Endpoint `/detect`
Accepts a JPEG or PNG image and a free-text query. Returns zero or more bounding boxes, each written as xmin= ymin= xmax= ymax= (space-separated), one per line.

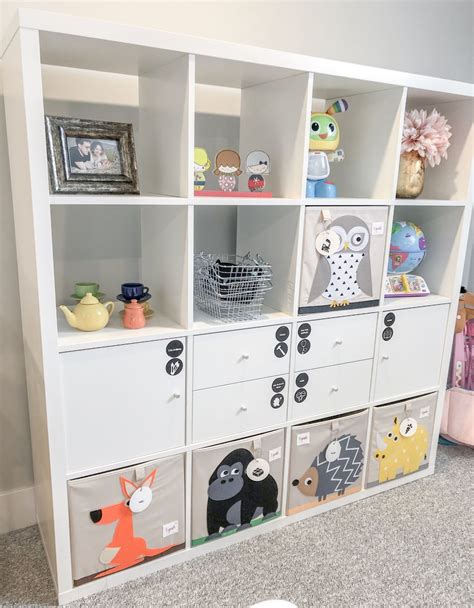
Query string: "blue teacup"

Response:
xmin=121 ymin=282 xmax=149 ymax=300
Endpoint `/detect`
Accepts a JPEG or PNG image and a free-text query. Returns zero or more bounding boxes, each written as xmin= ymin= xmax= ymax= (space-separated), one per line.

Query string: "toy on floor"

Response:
xmin=194 ymin=147 xmax=211 ymax=191
xmin=306 ymin=99 xmax=348 ymax=198
xmin=213 ymin=149 xmax=242 ymax=192
xmin=385 ymin=220 xmax=430 ymax=297
xmin=246 ymin=150 xmax=270 ymax=192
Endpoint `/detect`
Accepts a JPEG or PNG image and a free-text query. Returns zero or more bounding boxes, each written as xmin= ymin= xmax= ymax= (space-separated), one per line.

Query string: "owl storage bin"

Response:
xmin=299 ymin=206 xmax=389 ymax=314
xmin=366 ymin=392 xmax=437 ymax=488
xmin=191 ymin=429 xmax=285 ymax=546
xmin=68 ymin=454 xmax=185 ymax=586
xmin=288 ymin=409 xmax=369 ymax=515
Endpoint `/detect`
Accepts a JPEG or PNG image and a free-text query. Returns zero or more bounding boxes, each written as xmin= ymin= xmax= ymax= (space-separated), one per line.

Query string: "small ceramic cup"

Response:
xmin=74 ymin=282 xmax=99 ymax=298
xmin=121 ymin=282 xmax=149 ymax=300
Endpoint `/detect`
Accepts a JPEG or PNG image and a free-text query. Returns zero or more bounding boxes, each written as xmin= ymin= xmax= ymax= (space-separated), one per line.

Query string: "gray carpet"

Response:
xmin=1 ymin=444 xmax=472 ymax=607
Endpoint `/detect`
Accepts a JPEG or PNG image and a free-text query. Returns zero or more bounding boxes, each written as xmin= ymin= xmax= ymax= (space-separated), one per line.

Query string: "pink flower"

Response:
xmin=401 ymin=108 xmax=452 ymax=168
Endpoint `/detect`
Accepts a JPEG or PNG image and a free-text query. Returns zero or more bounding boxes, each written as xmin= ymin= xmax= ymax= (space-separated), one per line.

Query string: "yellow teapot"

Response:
xmin=59 ymin=293 xmax=115 ymax=332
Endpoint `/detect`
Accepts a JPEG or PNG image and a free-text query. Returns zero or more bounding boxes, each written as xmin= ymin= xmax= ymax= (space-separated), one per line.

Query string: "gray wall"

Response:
xmin=0 ymin=1 xmax=472 ymax=506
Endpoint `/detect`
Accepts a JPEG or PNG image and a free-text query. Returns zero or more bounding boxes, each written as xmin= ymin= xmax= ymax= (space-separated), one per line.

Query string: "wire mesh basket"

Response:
xmin=194 ymin=252 xmax=273 ymax=322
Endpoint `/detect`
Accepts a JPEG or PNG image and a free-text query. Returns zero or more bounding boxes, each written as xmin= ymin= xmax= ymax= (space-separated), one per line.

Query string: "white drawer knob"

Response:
xmin=382 ymin=355 xmax=390 ymax=360
xmin=331 ymin=386 xmax=339 ymax=392
xmin=173 ymin=392 xmax=181 ymax=399
xmin=240 ymin=405 xmax=248 ymax=411
xmin=242 ymin=353 xmax=250 ymax=360
xmin=335 ymin=339 xmax=343 ymax=345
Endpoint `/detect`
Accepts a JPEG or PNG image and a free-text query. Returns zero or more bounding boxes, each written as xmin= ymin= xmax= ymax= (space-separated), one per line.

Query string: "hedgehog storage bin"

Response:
xmin=366 ymin=392 xmax=437 ymax=488
xmin=191 ymin=429 xmax=285 ymax=546
xmin=299 ymin=206 xmax=389 ymax=314
xmin=287 ymin=409 xmax=369 ymax=515
xmin=68 ymin=454 xmax=185 ymax=586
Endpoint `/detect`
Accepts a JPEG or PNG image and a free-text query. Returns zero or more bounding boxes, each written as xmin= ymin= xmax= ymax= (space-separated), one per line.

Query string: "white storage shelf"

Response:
xmin=2 ymin=9 xmax=472 ymax=605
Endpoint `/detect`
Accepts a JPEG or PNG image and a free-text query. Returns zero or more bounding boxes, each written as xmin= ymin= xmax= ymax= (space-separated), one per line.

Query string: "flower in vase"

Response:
xmin=401 ymin=108 xmax=452 ymax=167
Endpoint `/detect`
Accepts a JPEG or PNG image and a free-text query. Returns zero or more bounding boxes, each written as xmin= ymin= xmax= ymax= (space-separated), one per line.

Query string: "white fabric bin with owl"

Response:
xmin=366 ymin=393 xmax=437 ymax=489
xmin=299 ymin=206 xmax=389 ymax=314
xmin=288 ymin=409 xmax=369 ymax=515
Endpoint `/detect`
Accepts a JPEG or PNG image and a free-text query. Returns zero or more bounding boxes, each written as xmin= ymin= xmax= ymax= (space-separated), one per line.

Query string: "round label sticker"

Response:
xmin=272 ymin=377 xmax=286 ymax=392
xmin=129 ymin=486 xmax=153 ymax=513
xmin=166 ymin=358 xmax=183 ymax=376
xmin=298 ymin=323 xmax=312 ymax=339
xmin=166 ymin=339 xmax=184 ymax=358
xmin=275 ymin=326 xmax=290 ymax=342
xmin=384 ymin=312 xmax=395 ymax=327
xmin=297 ymin=339 xmax=311 ymax=355
xmin=400 ymin=417 xmax=418 ymax=437
xmin=246 ymin=458 xmax=270 ymax=482
xmin=274 ymin=343 xmax=288 ymax=358
xmin=270 ymin=394 xmax=284 ymax=409
xmin=315 ymin=230 xmax=341 ymax=257
xmin=325 ymin=440 xmax=342 ymax=463
xmin=294 ymin=388 xmax=307 ymax=403
xmin=295 ymin=372 xmax=309 ymax=388
xmin=382 ymin=327 xmax=394 ymax=341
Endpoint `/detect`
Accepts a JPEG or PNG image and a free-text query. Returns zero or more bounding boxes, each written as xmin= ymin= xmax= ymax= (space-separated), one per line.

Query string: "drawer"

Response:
xmin=61 ymin=338 xmax=186 ymax=474
xmin=291 ymin=359 xmax=372 ymax=420
xmin=191 ymin=429 xmax=285 ymax=546
xmin=193 ymin=324 xmax=291 ymax=390
xmin=288 ymin=409 xmax=369 ymax=515
xmin=193 ymin=375 xmax=289 ymax=442
xmin=295 ymin=313 xmax=377 ymax=371
xmin=68 ymin=454 xmax=185 ymax=586
xmin=366 ymin=392 xmax=437 ymax=488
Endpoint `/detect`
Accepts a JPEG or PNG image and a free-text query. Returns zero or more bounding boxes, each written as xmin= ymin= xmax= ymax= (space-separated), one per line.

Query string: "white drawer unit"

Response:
xmin=193 ymin=324 xmax=292 ymax=390
xmin=193 ymin=375 xmax=289 ymax=442
xmin=61 ymin=338 xmax=186 ymax=474
xmin=295 ymin=313 xmax=377 ymax=371
xmin=374 ymin=304 xmax=449 ymax=402
xmin=291 ymin=359 xmax=372 ymax=420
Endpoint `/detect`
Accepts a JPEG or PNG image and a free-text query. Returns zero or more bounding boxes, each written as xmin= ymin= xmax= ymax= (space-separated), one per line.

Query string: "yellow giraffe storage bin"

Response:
xmin=366 ymin=393 xmax=437 ymax=488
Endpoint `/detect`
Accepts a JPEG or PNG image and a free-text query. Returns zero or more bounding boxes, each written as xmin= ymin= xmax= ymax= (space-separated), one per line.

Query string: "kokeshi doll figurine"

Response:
xmin=194 ymin=147 xmax=211 ymax=192
xmin=213 ymin=149 xmax=242 ymax=192
xmin=246 ymin=150 xmax=271 ymax=192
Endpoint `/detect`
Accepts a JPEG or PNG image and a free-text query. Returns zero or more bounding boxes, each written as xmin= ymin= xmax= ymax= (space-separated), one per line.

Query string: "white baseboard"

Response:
xmin=0 ymin=485 xmax=36 ymax=534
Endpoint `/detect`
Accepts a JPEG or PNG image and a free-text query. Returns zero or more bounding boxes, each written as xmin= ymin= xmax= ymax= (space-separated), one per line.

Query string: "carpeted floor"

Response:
xmin=1 ymin=444 xmax=472 ymax=607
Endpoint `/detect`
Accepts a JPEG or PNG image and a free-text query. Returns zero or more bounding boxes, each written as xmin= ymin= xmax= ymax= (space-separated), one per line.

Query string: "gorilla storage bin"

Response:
xmin=366 ymin=392 xmax=437 ymax=489
xmin=299 ymin=205 xmax=389 ymax=314
xmin=68 ymin=454 xmax=185 ymax=586
xmin=191 ymin=429 xmax=285 ymax=546
xmin=287 ymin=409 xmax=369 ymax=515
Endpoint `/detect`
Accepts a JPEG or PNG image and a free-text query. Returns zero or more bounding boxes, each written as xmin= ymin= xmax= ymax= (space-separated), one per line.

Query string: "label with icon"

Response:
xmin=246 ymin=458 xmax=270 ymax=482
xmin=399 ymin=417 xmax=418 ymax=437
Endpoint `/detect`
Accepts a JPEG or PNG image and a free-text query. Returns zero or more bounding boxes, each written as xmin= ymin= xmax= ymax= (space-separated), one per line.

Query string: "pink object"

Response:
xmin=122 ymin=299 xmax=146 ymax=329
xmin=440 ymin=388 xmax=474 ymax=447
xmin=401 ymin=108 xmax=451 ymax=168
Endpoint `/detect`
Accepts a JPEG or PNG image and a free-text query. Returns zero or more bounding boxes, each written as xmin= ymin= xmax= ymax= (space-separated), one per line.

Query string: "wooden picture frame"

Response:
xmin=45 ymin=116 xmax=140 ymax=194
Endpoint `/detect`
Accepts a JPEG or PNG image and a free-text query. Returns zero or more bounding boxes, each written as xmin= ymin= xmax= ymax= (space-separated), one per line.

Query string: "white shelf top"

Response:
xmin=382 ymin=293 xmax=451 ymax=311
xmin=2 ymin=8 xmax=473 ymax=100
xmin=57 ymin=308 xmax=186 ymax=352
xmin=49 ymin=194 xmax=189 ymax=206
xmin=192 ymin=306 xmax=292 ymax=334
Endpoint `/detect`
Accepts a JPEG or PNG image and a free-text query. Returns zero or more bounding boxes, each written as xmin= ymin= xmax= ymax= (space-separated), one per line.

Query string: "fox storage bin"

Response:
xmin=68 ymin=454 xmax=185 ymax=586
xmin=299 ymin=206 xmax=389 ymax=314
xmin=366 ymin=393 xmax=437 ymax=488
xmin=191 ymin=429 xmax=285 ymax=546
xmin=287 ymin=409 xmax=369 ymax=515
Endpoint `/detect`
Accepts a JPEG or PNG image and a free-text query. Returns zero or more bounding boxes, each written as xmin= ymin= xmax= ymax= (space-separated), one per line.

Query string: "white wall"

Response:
xmin=0 ymin=0 xmax=472 ymax=531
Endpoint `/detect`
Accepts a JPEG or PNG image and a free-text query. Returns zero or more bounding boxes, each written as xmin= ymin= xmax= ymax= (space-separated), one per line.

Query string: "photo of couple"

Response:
xmin=67 ymin=137 xmax=122 ymax=174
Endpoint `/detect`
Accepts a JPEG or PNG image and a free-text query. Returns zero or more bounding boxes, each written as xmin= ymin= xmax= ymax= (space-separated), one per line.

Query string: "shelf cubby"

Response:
xmin=194 ymin=56 xmax=312 ymax=199
xmin=403 ymin=92 xmax=473 ymax=201
xmin=311 ymin=77 xmax=406 ymax=199
xmin=51 ymin=203 xmax=192 ymax=349
xmin=193 ymin=204 xmax=301 ymax=327
xmin=383 ymin=203 xmax=468 ymax=306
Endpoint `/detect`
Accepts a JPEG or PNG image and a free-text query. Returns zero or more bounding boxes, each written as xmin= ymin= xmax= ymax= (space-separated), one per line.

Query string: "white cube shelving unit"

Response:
xmin=2 ymin=9 xmax=472 ymax=604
